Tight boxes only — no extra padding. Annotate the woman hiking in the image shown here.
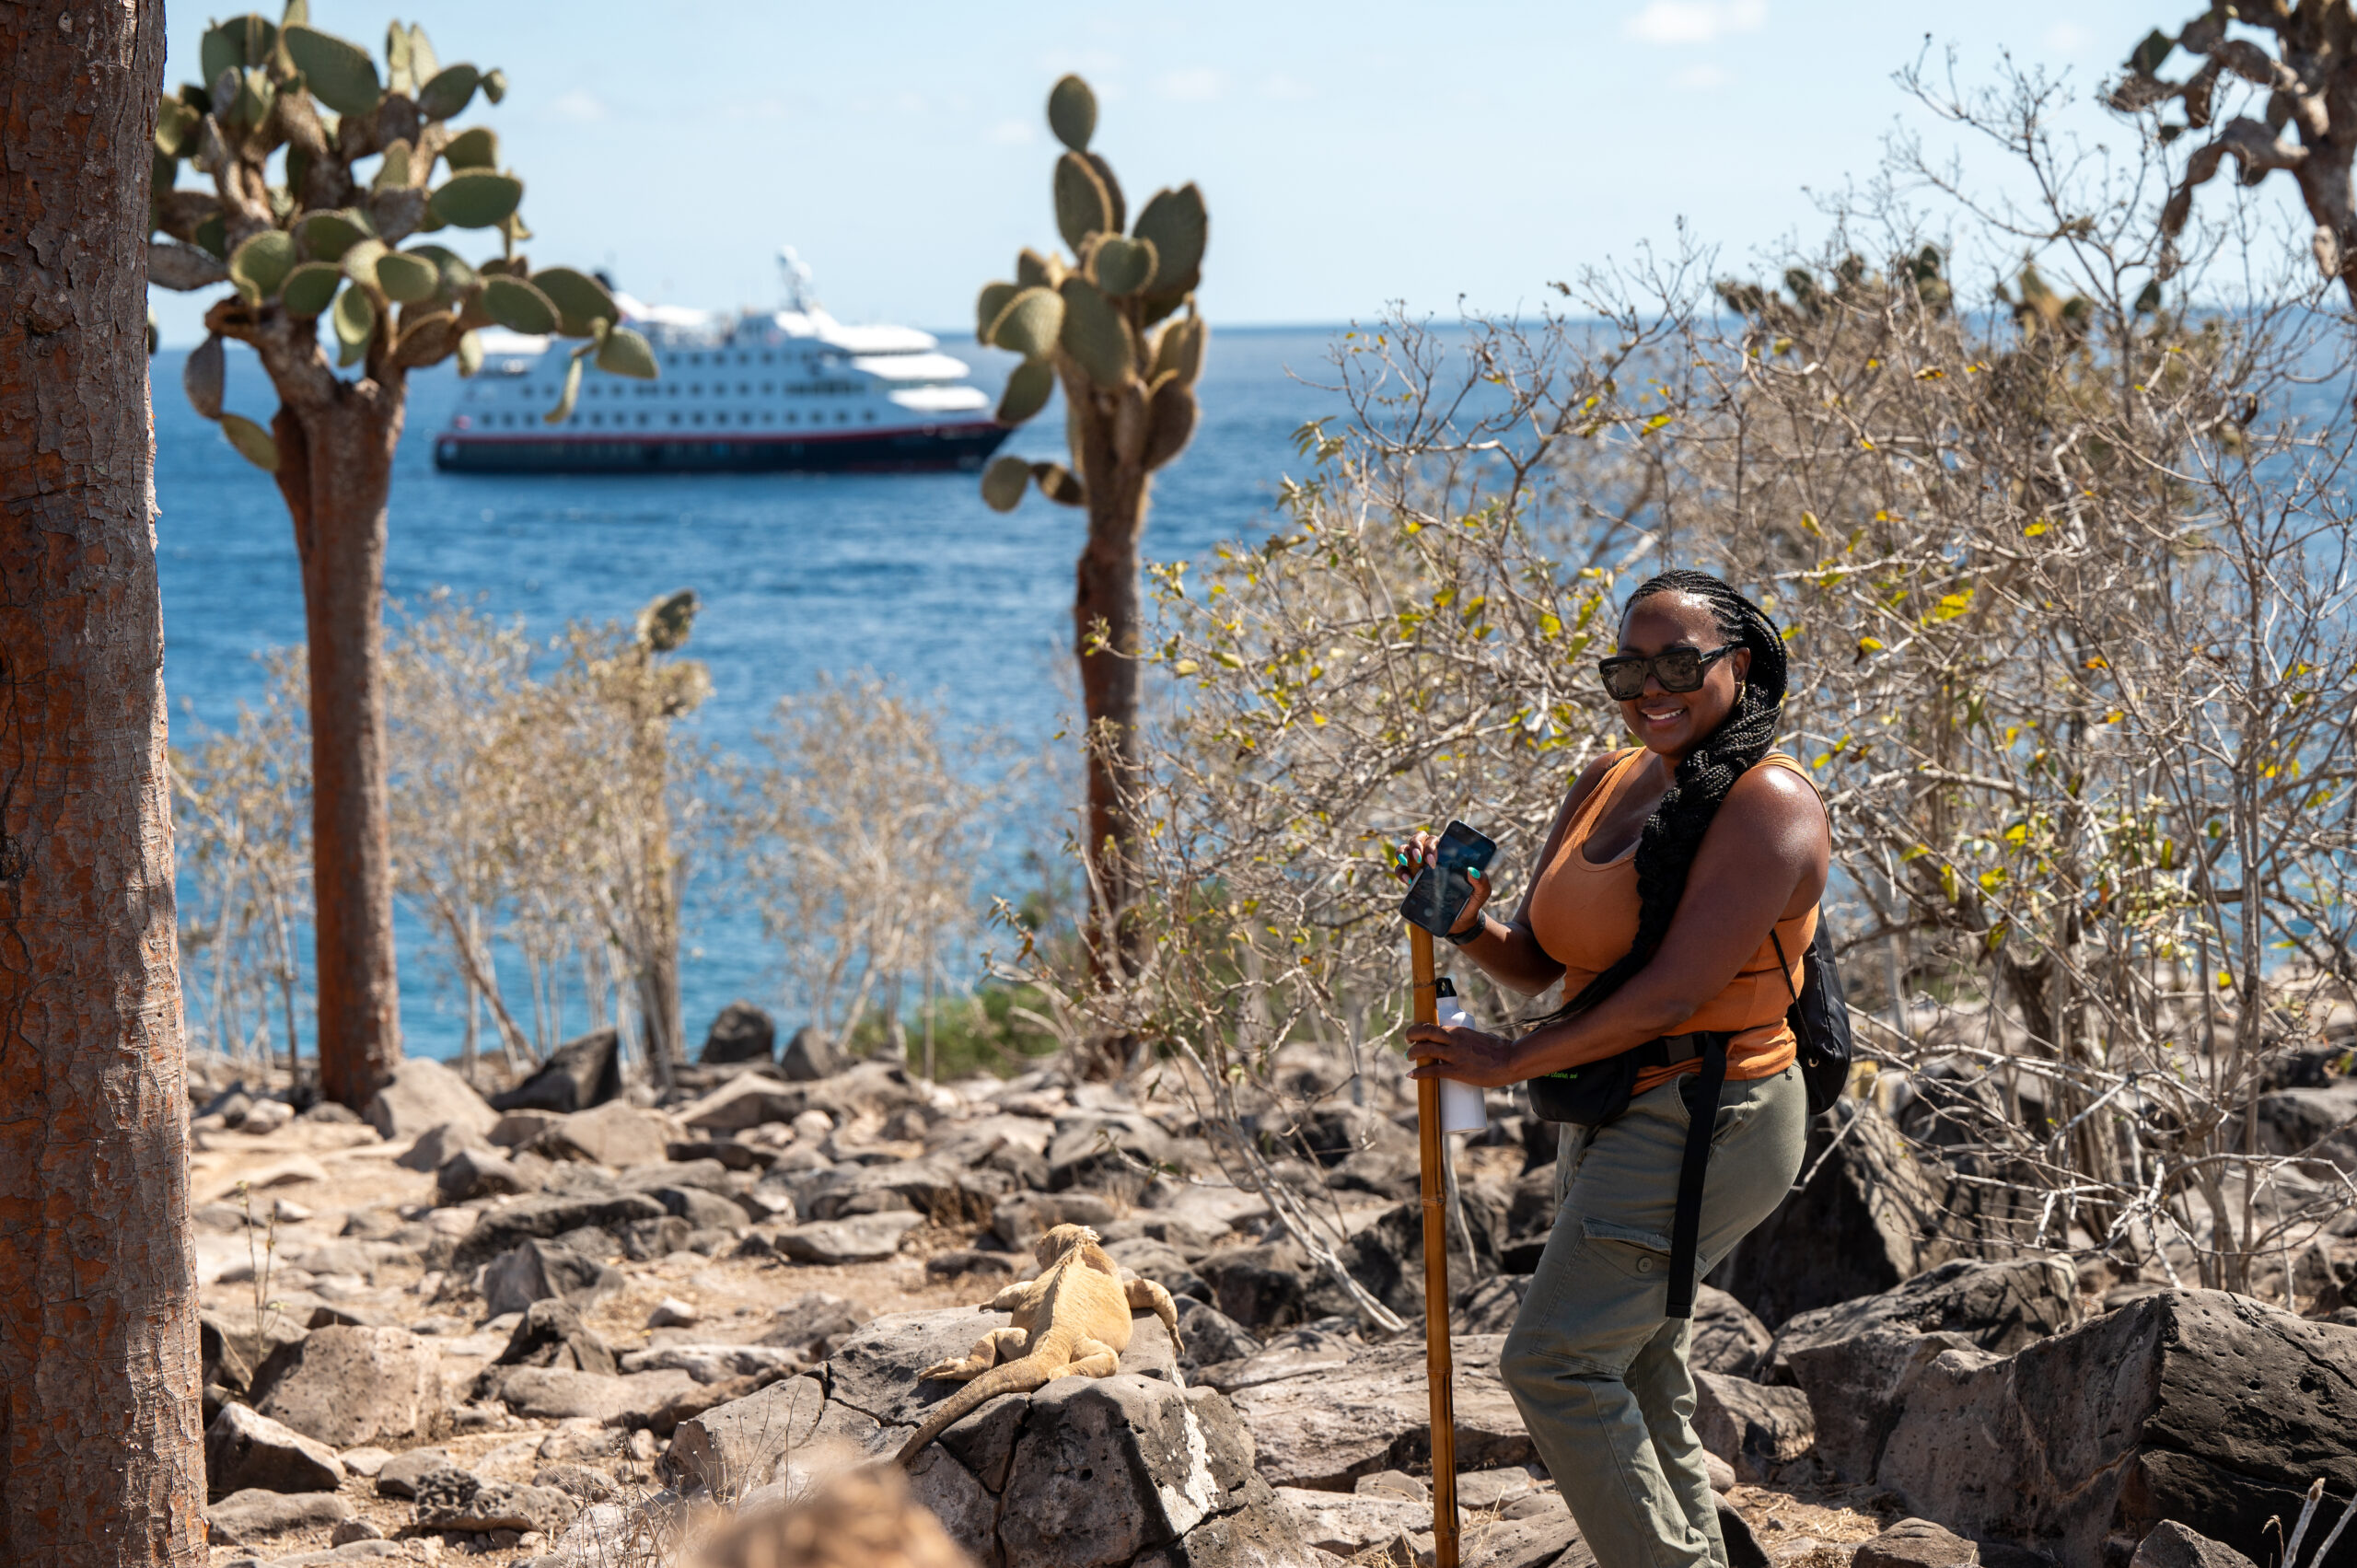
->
[1395,569,1827,1567]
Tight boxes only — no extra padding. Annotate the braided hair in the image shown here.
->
[1534,570,1789,1027]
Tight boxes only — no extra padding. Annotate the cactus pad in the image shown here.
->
[219,413,281,472]
[296,208,371,262]
[331,283,375,364]
[442,126,499,171]
[183,333,226,420]
[981,454,1031,513]
[1150,313,1206,387]
[228,229,296,304]
[544,353,586,424]
[283,24,382,118]
[1048,75,1097,153]
[280,261,343,317]
[1091,236,1156,297]
[1054,152,1113,255]
[416,64,480,121]
[1132,184,1207,296]
[976,282,1018,345]
[990,286,1064,361]
[375,250,440,304]
[1031,461,1086,506]
[532,266,621,335]
[1143,377,1198,470]
[1057,276,1133,387]
[1016,249,1062,289]
[997,358,1055,424]
[480,274,559,334]
[427,169,524,229]
[595,325,660,379]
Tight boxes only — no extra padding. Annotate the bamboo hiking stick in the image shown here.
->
[1411,923,1461,1568]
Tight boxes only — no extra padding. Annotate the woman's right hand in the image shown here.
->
[1391,830,1492,938]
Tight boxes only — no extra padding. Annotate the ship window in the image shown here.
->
[837,411,848,424]
[738,383,749,395]
[638,413,648,426]
[670,412,681,425]
[761,353,773,365]
[692,412,705,425]
[786,412,797,424]
[762,382,773,394]
[863,410,875,423]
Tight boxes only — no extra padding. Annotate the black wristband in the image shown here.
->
[1443,913,1486,947]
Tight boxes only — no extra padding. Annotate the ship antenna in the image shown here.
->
[778,246,818,313]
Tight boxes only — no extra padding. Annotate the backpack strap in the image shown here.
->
[1665,1032,1729,1319]
[1770,925,1802,1005]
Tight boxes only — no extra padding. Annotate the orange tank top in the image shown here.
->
[1526,748,1818,1091]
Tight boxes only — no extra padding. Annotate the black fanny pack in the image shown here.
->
[1524,1030,1730,1321]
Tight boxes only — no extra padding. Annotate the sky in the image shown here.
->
[150,0,2182,345]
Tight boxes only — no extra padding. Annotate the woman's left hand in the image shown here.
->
[1404,1022,1523,1088]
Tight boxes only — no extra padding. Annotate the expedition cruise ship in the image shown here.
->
[432,250,1010,475]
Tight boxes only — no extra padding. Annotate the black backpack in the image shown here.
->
[1771,917,1854,1117]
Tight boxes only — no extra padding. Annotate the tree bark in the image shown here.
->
[0,3,207,1561]
[217,303,407,1108]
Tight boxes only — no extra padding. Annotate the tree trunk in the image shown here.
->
[0,3,207,1561]
[236,311,407,1109]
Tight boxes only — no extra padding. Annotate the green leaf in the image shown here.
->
[981,454,1030,512]
[406,24,439,84]
[415,64,479,121]
[530,266,620,336]
[375,250,439,304]
[283,25,383,118]
[2129,28,2174,75]
[1047,74,1096,152]
[996,358,1054,424]
[544,353,585,424]
[479,273,558,334]
[219,412,280,471]
[280,261,342,317]
[440,125,498,171]
[227,229,296,303]
[593,325,659,379]
[426,169,523,228]
[480,67,507,104]
[401,243,476,300]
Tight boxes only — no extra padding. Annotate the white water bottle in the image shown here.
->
[1432,977,1491,1134]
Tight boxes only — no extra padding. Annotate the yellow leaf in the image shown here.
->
[1858,636,1884,652]
[2024,520,2049,537]
[1171,659,1200,676]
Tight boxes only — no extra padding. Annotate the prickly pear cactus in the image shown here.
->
[148,2,657,467]
[975,73,1209,516]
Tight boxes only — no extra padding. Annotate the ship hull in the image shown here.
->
[432,421,1011,475]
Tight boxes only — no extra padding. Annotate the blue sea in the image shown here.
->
[154,325,1354,1062]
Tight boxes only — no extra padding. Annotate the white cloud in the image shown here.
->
[546,88,608,122]
[1674,63,1732,90]
[2044,21,2094,53]
[988,118,1036,145]
[1157,68,1225,102]
[1260,73,1316,101]
[1624,0,1766,46]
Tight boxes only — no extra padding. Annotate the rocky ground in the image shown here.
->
[187,1011,2357,1568]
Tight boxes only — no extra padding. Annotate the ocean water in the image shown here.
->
[154,325,1355,1061]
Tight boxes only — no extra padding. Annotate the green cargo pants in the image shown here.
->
[1500,1063,1806,1568]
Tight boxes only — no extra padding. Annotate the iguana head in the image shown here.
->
[1035,1222,1102,1267]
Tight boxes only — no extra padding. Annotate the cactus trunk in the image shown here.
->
[245,311,410,1107]
[1062,362,1153,993]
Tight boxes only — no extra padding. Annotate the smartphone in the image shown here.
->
[1399,820,1498,938]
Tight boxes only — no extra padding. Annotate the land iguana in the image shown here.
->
[894,1223,1184,1466]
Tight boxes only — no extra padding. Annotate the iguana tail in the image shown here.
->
[894,1330,1073,1468]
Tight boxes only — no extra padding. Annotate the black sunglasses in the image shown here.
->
[1597,643,1740,702]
